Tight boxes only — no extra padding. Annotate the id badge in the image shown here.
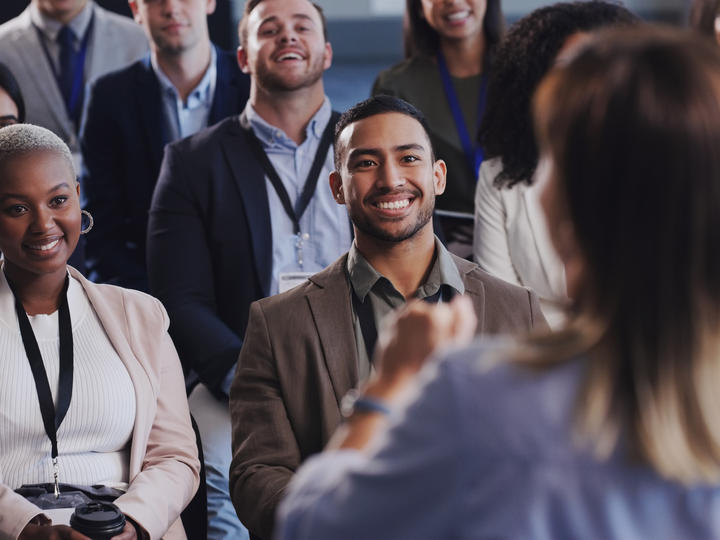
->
[278,272,313,293]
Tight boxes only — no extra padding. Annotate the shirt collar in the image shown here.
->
[31,1,94,43]
[346,236,465,302]
[151,45,217,108]
[244,97,332,148]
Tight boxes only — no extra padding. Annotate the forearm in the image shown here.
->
[0,485,46,540]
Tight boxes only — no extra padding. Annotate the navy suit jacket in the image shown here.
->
[80,48,250,291]
[147,113,275,394]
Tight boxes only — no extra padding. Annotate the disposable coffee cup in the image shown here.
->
[70,502,126,539]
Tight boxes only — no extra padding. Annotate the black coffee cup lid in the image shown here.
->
[70,502,126,536]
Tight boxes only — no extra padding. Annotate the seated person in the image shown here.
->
[276,27,720,540]
[0,124,199,540]
[373,0,505,255]
[473,1,636,327]
[229,95,546,540]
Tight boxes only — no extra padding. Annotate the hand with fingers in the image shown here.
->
[19,523,89,540]
[372,295,478,397]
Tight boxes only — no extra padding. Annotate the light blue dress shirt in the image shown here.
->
[277,339,720,540]
[220,99,352,395]
[151,46,217,141]
[245,98,353,296]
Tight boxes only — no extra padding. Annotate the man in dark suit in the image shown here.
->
[80,0,249,291]
[147,0,351,538]
[228,95,547,540]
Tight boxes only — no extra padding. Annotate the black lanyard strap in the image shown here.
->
[8,275,73,461]
[352,285,455,361]
[244,111,340,234]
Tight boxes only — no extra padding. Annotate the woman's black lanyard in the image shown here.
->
[8,275,73,499]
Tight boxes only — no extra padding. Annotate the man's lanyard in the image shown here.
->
[351,285,456,361]
[35,12,95,123]
[245,111,340,234]
[8,275,73,499]
[437,51,488,177]
[243,111,340,265]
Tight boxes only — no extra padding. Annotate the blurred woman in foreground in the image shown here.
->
[276,27,720,540]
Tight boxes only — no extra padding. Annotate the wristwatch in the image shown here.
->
[340,388,392,419]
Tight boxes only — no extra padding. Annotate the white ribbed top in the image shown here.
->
[0,272,136,490]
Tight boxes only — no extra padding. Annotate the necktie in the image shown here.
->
[56,26,77,120]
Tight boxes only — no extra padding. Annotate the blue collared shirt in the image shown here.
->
[220,99,353,396]
[151,46,217,141]
[245,98,353,296]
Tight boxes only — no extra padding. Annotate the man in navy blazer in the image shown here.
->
[147,0,352,538]
[79,0,249,291]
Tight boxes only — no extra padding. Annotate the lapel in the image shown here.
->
[208,47,241,125]
[83,3,105,84]
[222,114,273,297]
[14,8,72,139]
[68,267,152,479]
[522,186,566,296]
[306,256,359,403]
[134,56,167,177]
[451,254,487,334]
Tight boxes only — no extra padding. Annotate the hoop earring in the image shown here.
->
[81,209,94,235]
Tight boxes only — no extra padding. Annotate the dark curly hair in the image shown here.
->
[479,1,637,188]
[403,0,505,58]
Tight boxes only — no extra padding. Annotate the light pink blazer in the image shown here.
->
[0,267,200,540]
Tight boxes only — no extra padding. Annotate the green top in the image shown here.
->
[346,237,465,382]
[372,55,483,215]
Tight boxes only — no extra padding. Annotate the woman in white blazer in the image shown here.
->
[0,124,199,540]
[473,2,637,327]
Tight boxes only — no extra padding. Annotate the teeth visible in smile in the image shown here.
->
[377,199,410,210]
[27,239,59,251]
[278,53,302,61]
[447,10,470,21]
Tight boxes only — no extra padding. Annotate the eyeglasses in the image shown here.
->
[0,115,19,128]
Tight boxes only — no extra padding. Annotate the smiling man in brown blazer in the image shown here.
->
[229,95,547,540]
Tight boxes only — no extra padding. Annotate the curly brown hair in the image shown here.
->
[479,1,637,189]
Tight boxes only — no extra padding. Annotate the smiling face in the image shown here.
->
[331,112,446,244]
[0,151,81,282]
[419,0,486,42]
[130,0,215,56]
[238,0,331,93]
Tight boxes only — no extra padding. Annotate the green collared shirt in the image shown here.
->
[346,237,465,382]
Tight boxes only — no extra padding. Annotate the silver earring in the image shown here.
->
[81,209,94,235]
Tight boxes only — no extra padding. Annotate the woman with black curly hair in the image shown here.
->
[373,0,504,256]
[473,1,636,327]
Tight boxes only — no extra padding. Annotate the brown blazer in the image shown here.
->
[229,254,546,539]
